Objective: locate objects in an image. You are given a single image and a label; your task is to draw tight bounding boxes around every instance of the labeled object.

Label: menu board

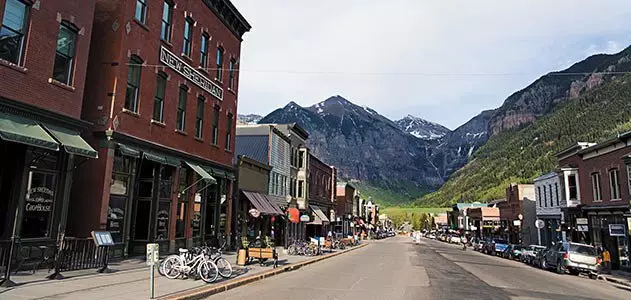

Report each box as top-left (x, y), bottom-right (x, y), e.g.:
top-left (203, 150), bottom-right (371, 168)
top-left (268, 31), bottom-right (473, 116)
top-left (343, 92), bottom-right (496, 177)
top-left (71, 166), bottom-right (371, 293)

top-left (155, 207), bottom-right (170, 240)
top-left (91, 231), bottom-right (115, 246)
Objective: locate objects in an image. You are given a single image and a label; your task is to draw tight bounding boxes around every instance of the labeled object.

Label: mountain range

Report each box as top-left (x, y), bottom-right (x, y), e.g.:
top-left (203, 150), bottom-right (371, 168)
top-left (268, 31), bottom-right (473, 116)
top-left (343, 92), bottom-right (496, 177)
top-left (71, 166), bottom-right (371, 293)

top-left (239, 45), bottom-right (631, 206)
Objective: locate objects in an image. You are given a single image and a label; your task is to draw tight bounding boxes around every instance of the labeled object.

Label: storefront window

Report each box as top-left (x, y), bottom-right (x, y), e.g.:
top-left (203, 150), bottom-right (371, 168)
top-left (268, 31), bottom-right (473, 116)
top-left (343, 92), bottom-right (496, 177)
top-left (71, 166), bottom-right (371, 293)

top-left (22, 171), bottom-right (57, 238)
top-left (175, 201), bottom-right (187, 238)
top-left (176, 167), bottom-right (188, 238)
top-left (108, 151), bottom-right (133, 243)
top-left (159, 166), bottom-right (173, 199)
top-left (192, 193), bottom-right (202, 237)
top-left (107, 196), bottom-right (126, 242)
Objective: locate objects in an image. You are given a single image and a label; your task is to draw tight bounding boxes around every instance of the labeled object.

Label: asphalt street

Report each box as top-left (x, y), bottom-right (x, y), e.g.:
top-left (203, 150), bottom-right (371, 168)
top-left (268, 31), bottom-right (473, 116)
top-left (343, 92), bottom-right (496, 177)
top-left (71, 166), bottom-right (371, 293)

top-left (205, 236), bottom-right (631, 300)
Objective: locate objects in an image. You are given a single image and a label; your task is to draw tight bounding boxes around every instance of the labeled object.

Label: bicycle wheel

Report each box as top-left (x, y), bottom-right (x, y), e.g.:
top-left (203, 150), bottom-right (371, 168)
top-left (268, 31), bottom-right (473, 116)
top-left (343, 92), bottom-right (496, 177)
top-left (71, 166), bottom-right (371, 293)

top-left (214, 257), bottom-right (233, 278)
top-left (162, 256), bottom-right (183, 279)
top-left (288, 245), bottom-right (296, 255)
top-left (198, 260), bottom-right (219, 283)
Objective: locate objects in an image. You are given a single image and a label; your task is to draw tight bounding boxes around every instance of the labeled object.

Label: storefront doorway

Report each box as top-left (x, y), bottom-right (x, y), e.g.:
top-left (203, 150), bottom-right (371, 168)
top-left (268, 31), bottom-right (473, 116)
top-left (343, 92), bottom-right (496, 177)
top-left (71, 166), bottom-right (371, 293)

top-left (129, 160), bottom-right (175, 255)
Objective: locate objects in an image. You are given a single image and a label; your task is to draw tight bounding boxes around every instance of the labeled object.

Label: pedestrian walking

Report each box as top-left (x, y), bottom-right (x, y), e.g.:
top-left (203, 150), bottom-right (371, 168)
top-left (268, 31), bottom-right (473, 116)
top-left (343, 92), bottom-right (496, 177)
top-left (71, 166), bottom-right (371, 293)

top-left (602, 247), bottom-right (611, 274)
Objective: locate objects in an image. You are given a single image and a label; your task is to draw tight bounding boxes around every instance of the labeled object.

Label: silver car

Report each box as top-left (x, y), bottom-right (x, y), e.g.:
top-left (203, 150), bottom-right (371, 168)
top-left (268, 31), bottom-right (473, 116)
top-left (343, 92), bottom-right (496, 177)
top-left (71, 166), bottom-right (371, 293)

top-left (541, 242), bottom-right (600, 277)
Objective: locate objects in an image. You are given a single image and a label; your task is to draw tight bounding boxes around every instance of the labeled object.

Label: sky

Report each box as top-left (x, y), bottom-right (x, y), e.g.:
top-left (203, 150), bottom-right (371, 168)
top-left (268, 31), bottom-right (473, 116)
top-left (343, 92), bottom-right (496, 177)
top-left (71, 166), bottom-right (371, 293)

top-left (231, 0), bottom-right (631, 129)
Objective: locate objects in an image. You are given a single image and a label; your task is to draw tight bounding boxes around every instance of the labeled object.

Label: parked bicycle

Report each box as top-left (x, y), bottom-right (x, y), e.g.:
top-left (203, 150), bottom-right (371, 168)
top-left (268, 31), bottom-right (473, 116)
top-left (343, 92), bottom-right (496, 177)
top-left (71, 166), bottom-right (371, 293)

top-left (160, 247), bottom-right (219, 283)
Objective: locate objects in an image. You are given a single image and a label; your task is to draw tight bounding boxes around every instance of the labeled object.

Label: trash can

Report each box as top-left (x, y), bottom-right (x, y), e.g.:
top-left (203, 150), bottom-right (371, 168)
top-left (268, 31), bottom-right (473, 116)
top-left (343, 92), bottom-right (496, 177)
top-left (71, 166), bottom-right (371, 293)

top-left (237, 249), bottom-right (247, 266)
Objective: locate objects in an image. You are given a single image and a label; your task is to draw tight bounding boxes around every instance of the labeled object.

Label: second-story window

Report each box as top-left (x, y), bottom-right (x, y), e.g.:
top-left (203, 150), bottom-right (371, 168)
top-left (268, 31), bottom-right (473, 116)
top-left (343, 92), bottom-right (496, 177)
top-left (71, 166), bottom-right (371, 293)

top-left (568, 174), bottom-right (577, 200)
top-left (609, 169), bottom-right (621, 200)
top-left (548, 184), bottom-right (553, 207)
top-left (225, 113), bottom-right (232, 150)
top-left (135, 0), bottom-right (147, 24)
top-left (555, 183), bottom-right (559, 206)
top-left (543, 185), bottom-right (547, 207)
top-left (52, 22), bottom-right (77, 85)
top-left (537, 186), bottom-right (541, 207)
top-left (591, 173), bottom-right (601, 201)
top-left (298, 150), bottom-right (305, 168)
top-left (195, 97), bottom-right (204, 138)
top-left (183, 18), bottom-right (193, 57)
top-left (228, 59), bottom-right (236, 89)
top-left (176, 86), bottom-right (187, 131)
top-left (200, 33), bottom-right (209, 68)
top-left (211, 106), bottom-right (219, 145)
top-left (0, 0), bottom-right (29, 65)
top-left (160, 0), bottom-right (173, 42)
top-left (216, 47), bottom-right (223, 81)
top-left (153, 72), bottom-right (167, 122)
top-left (125, 55), bottom-right (143, 112)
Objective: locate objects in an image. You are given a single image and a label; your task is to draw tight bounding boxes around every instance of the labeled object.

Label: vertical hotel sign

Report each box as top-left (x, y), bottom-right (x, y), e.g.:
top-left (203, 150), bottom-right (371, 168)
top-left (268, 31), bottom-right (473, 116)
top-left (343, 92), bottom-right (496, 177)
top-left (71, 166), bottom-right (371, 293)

top-left (159, 46), bottom-right (223, 101)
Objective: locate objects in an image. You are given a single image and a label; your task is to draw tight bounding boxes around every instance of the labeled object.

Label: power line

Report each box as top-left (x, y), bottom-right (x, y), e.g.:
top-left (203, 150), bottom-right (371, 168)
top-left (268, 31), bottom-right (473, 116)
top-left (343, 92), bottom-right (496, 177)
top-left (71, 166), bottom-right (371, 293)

top-left (125, 63), bottom-right (631, 77)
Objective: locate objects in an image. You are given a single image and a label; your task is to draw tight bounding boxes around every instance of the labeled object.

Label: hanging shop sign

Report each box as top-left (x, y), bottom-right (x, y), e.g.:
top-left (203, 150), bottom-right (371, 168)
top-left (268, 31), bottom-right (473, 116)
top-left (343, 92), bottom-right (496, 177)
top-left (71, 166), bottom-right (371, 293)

top-left (300, 214), bottom-right (311, 222)
top-left (249, 208), bottom-right (261, 218)
top-left (159, 46), bottom-right (223, 101)
top-left (609, 224), bottom-right (626, 236)
top-left (287, 207), bottom-right (300, 223)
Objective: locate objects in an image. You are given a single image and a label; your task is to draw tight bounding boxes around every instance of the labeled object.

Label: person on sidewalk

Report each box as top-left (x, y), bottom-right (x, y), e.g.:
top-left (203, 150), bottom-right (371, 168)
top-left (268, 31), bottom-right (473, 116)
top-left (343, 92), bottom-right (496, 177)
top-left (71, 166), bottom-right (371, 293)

top-left (602, 247), bottom-right (612, 275)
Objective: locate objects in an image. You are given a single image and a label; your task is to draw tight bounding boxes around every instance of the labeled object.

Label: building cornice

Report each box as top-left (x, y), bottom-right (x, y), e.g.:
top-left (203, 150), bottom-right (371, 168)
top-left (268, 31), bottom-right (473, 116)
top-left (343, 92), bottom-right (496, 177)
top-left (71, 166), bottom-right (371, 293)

top-left (201, 0), bottom-right (251, 40)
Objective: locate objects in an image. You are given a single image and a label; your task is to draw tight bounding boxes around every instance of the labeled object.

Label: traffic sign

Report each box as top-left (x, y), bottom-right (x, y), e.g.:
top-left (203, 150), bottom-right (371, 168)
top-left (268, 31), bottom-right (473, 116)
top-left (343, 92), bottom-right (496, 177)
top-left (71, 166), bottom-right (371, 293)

top-left (535, 219), bottom-right (545, 229)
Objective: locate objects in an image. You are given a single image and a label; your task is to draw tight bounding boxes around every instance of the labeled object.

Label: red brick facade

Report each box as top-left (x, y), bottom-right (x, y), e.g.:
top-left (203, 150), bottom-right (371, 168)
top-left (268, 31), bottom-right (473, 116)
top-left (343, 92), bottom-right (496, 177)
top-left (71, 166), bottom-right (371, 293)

top-left (308, 153), bottom-right (334, 206)
top-left (82, 0), bottom-right (247, 165)
top-left (0, 0), bottom-right (95, 119)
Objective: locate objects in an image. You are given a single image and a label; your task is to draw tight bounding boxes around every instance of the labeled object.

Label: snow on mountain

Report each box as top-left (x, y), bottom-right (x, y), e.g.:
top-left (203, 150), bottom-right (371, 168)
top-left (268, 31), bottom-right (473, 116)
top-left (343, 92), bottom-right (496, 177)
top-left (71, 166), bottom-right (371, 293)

top-left (237, 114), bottom-right (263, 125)
top-left (395, 115), bottom-right (451, 140)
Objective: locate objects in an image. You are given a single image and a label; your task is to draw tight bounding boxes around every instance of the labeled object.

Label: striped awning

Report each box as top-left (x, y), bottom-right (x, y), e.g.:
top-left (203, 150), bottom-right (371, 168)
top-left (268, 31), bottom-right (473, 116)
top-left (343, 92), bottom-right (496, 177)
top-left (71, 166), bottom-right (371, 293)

top-left (241, 191), bottom-right (284, 216)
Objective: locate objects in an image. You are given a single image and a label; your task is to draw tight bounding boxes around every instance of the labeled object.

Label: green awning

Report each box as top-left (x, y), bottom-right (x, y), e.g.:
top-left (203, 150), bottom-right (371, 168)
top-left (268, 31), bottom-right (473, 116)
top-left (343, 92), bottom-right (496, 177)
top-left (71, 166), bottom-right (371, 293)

top-left (185, 161), bottom-right (217, 185)
top-left (210, 168), bottom-right (227, 178)
top-left (143, 151), bottom-right (167, 164)
top-left (225, 172), bottom-right (236, 181)
top-left (42, 124), bottom-right (98, 158)
top-left (164, 155), bottom-right (181, 167)
top-left (0, 112), bottom-right (59, 151)
top-left (118, 143), bottom-right (140, 158)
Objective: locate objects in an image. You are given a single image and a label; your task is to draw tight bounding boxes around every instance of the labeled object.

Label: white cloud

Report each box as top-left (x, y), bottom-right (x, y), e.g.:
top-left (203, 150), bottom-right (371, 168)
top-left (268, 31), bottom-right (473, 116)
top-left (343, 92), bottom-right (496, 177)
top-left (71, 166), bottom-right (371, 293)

top-left (232, 0), bottom-right (631, 129)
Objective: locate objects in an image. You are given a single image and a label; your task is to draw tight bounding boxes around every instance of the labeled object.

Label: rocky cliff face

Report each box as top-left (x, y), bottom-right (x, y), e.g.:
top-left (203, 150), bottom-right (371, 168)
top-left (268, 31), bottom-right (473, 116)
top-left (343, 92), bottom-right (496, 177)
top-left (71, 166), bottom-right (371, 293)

top-left (489, 46), bottom-right (631, 135)
top-left (429, 109), bottom-right (495, 178)
top-left (258, 96), bottom-right (445, 191)
top-left (395, 115), bottom-right (451, 140)
top-left (237, 114), bottom-right (262, 125)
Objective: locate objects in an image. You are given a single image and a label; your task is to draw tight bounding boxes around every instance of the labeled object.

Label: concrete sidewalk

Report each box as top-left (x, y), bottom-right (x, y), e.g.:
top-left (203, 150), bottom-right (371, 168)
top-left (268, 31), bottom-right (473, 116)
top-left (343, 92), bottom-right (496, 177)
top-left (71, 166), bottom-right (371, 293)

top-left (598, 270), bottom-right (631, 288)
top-left (0, 245), bottom-right (364, 299)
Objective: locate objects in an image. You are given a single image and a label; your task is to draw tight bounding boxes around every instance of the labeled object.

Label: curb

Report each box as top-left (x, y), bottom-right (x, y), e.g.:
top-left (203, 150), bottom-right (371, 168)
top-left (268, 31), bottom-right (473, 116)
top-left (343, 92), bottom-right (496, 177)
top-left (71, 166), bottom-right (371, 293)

top-left (160, 243), bottom-right (369, 300)
top-left (598, 275), bottom-right (631, 288)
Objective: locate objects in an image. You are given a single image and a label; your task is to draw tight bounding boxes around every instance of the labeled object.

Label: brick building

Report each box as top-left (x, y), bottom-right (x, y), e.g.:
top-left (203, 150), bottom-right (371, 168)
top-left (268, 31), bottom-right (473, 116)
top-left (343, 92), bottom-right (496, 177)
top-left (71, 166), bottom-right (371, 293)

top-left (71, 0), bottom-right (250, 256)
top-left (307, 153), bottom-right (335, 237)
top-left (558, 136), bottom-right (631, 270)
top-left (336, 182), bottom-right (356, 235)
top-left (501, 184), bottom-right (536, 245)
top-left (0, 0), bottom-right (97, 260)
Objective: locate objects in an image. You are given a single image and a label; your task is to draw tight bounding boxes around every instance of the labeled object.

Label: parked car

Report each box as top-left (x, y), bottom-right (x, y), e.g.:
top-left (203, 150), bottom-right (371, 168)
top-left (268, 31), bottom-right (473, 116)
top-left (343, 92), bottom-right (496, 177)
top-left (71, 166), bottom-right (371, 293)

top-left (428, 234), bottom-right (436, 239)
top-left (505, 245), bottom-right (524, 260)
top-left (484, 239), bottom-right (509, 255)
top-left (533, 247), bottom-right (550, 268)
top-left (473, 239), bottom-right (487, 252)
top-left (541, 242), bottom-right (600, 277)
top-left (521, 245), bottom-right (547, 265)
top-left (449, 235), bottom-right (462, 244)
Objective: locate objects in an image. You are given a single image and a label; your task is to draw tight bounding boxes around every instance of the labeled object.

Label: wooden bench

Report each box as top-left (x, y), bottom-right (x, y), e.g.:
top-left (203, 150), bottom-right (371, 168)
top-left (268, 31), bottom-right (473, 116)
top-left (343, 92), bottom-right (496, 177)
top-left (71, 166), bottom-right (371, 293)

top-left (247, 247), bottom-right (278, 268)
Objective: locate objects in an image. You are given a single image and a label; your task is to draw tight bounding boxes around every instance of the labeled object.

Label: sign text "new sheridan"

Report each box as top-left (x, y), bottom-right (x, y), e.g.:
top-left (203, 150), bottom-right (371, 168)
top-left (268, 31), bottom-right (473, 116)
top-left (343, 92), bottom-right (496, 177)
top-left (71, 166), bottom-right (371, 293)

top-left (159, 46), bottom-right (223, 101)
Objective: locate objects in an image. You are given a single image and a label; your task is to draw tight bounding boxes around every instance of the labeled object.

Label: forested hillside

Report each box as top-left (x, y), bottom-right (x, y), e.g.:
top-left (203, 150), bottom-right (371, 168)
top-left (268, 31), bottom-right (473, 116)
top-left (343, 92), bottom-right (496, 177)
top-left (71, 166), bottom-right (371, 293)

top-left (419, 74), bottom-right (631, 206)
